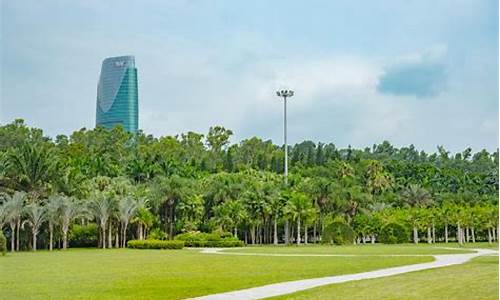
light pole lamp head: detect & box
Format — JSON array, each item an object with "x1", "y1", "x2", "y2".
[{"x1": 276, "y1": 89, "x2": 294, "y2": 98}]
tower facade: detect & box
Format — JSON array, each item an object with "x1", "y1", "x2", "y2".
[{"x1": 96, "y1": 55, "x2": 138, "y2": 133}]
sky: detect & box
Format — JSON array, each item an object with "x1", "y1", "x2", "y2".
[{"x1": 1, "y1": 0, "x2": 498, "y2": 153}]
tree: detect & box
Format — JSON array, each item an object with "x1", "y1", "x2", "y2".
[
  {"x1": 401, "y1": 184, "x2": 433, "y2": 208},
  {"x1": 285, "y1": 192, "x2": 315, "y2": 245},
  {"x1": 118, "y1": 196, "x2": 139, "y2": 247},
  {"x1": 45, "y1": 194, "x2": 63, "y2": 251},
  {"x1": 89, "y1": 192, "x2": 113, "y2": 249},
  {"x1": 2, "y1": 191, "x2": 26, "y2": 251},
  {"x1": 22, "y1": 203, "x2": 46, "y2": 251},
  {"x1": 60, "y1": 196, "x2": 83, "y2": 249}
]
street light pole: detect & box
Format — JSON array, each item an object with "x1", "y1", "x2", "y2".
[{"x1": 276, "y1": 89, "x2": 294, "y2": 184}]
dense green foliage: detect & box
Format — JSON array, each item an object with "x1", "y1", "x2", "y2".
[
  {"x1": 175, "y1": 231, "x2": 244, "y2": 247},
  {"x1": 0, "y1": 119, "x2": 498, "y2": 250},
  {"x1": 69, "y1": 224, "x2": 98, "y2": 247},
  {"x1": 127, "y1": 239, "x2": 184, "y2": 249}
]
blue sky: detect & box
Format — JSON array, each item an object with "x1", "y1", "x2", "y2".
[{"x1": 1, "y1": 0, "x2": 498, "y2": 152}]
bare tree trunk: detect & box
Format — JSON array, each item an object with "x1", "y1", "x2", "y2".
[
  {"x1": 102, "y1": 226, "x2": 106, "y2": 249},
  {"x1": 32, "y1": 231, "x2": 37, "y2": 251},
  {"x1": 49, "y1": 225, "x2": 54, "y2": 251},
  {"x1": 297, "y1": 217, "x2": 301, "y2": 245},
  {"x1": 413, "y1": 226, "x2": 418, "y2": 244},
  {"x1": 313, "y1": 222, "x2": 317, "y2": 244},
  {"x1": 108, "y1": 222, "x2": 113, "y2": 248},
  {"x1": 432, "y1": 224, "x2": 436, "y2": 243},
  {"x1": 445, "y1": 224, "x2": 448, "y2": 243},
  {"x1": 16, "y1": 220, "x2": 20, "y2": 251},
  {"x1": 284, "y1": 220, "x2": 289, "y2": 245},
  {"x1": 63, "y1": 230, "x2": 68, "y2": 250},
  {"x1": 457, "y1": 223, "x2": 462, "y2": 245},
  {"x1": 10, "y1": 224, "x2": 15, "y2": 252},
  {"x1": 273, "y1": 217, "x2": 278, "y2": 245},
  {"x1": 304, "y1": 225, "x2": 308, "y2": 244}
]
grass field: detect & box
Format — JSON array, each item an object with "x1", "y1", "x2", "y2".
[
  {"x1": 0, "y1": 243, "x2": 496, "y2": 300},
  {"x1": 268, "y1": 255, "x2": 499, "y2": 300},
  {"x1": 223, "y1": 243, "x2": 478, "y2": 255}
]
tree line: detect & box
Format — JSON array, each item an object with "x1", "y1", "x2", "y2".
[{"x1": 0, "y1": 119, "x2": 498, "y2": 251}]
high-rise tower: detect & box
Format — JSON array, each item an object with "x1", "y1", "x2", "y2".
[{"x1": 96, "y1": 55, "x2": 138, "y2": 133}]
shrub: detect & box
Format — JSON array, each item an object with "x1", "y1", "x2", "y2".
[
  {"x1": 0, "y1": 231, "x2": 6, "y2": 255},
  {"x1": 148, "y1": 228, "x2": 168, "y2": 240},
  {"x1": 69, "y1": 224, "x2": 98, "y2": 247},
  {"x1": 379, "y1": 223, "x2": 409, "y2": 244},
  {"x1": 175, "y1": 231, "x2": 243, "y2": 247},
  {"x1": 323, "y1": 221, "x2": 356, "y2": 245},
  {"x1": 127, "y1": 239, "x2": 184, "y2": 249}
]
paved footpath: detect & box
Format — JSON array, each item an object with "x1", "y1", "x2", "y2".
[{"x1": 187, "y1": 248, "x2": 498, "y2": 300}]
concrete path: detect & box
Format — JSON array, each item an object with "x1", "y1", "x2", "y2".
[{"x1": 188, "y1": 248, "x2": 497, "y2": 300}]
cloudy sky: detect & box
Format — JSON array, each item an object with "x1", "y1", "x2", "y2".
[{"x1": 1, "y1": 0, "x2": 498, "y2": 153}]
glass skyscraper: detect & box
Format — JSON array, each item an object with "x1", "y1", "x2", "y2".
[{"x1": 96, "y1": 55, "x2": 138, "y2": 133}]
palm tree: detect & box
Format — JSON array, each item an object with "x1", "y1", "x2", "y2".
[
  {"x1": 6, "y1": 144, "x2": 56, "y2": 200},
  {"x1": 45, "y1": 194, "x2": 63, "y2": 251},
  {"x1": 2, "y1": 191, "x2": 26, "y2": 251},
  {"x1": 118, "y1": 196, "x2": 139, "y2": 247},
  {"x1": 401, "y1": 184, "x2": 433, "y2": 208},
  {"x1": 60, "y1": 196, "x2": 83, "y2": 249},
  {"x1": 22, "y1": 203, "x2": 45, "y2": 251},
  {"x1": 89, "y1": 192, "x2": 113, "y2": 249},
  {"x1": 285, "y1": 192, "x2": 314, "y2": 245}
]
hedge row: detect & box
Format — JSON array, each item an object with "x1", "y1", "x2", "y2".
[
  {"x1": 183, "y1": 240, "x2": 244, "y2": 248},
  {"x1": 127, "y1": 239, "x2": 184, "y2": 249}
]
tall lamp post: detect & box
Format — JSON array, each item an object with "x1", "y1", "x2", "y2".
[
  {"x1": 276, "y1": 89, "x2": 293, "y2": 245},
  {"x1": 276, "y1": 89, "x2": 294, "y2": 184}
]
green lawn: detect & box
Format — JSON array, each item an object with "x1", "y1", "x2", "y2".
[
  {"x1": 268, "y1": 255, "x2": 499, "y2": 300},
  {"x1": 0, "y1": 247, "x2": 432, "y2": 300},
  {"x1": 223, "y1": 243, "x2": 477, "y2": 255}
]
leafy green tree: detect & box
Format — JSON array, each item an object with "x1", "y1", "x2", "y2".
[{"x1": 21, "y1": 203, "x2": 45, "y2": 251}]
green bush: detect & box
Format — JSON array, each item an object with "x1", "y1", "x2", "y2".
[
  {"x1": 175, "y1": 231, "x2": 243, "y2": 247},
  {"x1": 127, "y1": 239, "x2": 184, "y2": 249},
  {"x1": 379, "y1": 222, "x2": 409, "y2": 244},
  {"x1": 182, "y1": 240, "x2": 244, "y2": 248},
  {"x1": 69, "y1": 224, "x2": 98, "y2": 247},
  {"x1": 323, "y1": 221, "x2": 356, "y2": 245},
  {"x1": 0, "y1": 231, "x2": 6, "y2": 255},
  {"x1": 148, "y1": 228, "x2": 168, "y2": 240}
]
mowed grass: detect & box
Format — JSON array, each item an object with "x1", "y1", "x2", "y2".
[
  {"x1": 223, "y1": 243, "x2": 477, "y2": 255},
  {"x1": 0, "y1": 247, "x2": 433, "y2": 300},
  {"x1": 268, "y1": 255, "x2": 499, "y2": 300}
]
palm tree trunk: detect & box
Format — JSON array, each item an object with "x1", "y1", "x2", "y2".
[
  {"x1": 63, "y1": 230, "x2": 68, "y2": 249},
  {"x1": 284, "y1": 220, "x2": 289, "y2": 245},
  {"x1": 427, "y1": 226, "x2": 432, "y2": 244},
  {"x1": 108, "y1": 222, "x2": 112, "y2": 248},
  {"x1": 413, "y1": 226, "x2": 418, "y2": 244},
  {"x1": 457, "y1": 223, "x2": 462, "y2": 245},
  {"x1": 49, "y1": 224, "x2": 54, "y2": 251},
  {"x1": 304, "y1": 225, "x2": 308, "y2": 244},
  {"x1": 32, "y1": 231, "x2": 37, "y2": 251},
  {"x1": 313, "y1": 222, "x2": 317, "y2": 243},
  {"x1": 273, "y1": 217, "x2": 278, "y2": 245},
  {"x1": 102, "y1": 226, "x2": 106, "y2": 249},
  {"x1": 488, "y1": 228, "x2": 492, "y2": 244},
  {"x1": 445, "y1": 224, "x2": 448, "y2": 243},
  {"x1": 16, "y1": 220, "x2": 20, "y2": 251},
  {"x1": 465, "y1": 227, "x2": 470, "y2": 243},
  {"x1": 296, "y1": 216, "x2": 301, "y2": 245},
  {"x1": 471, "y1": 227, "x2": 475, "y2": 243},
  {"x1": 371, "y1": 234, "x2": 376, "y2": 244},
  {"x1": 10, "y1": 223, "x2": 15, "y2": 252}
]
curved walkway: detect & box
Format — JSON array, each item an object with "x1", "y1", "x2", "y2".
[{"x1": 188, "y1": 248, "x2": 498, "y2": 300}]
